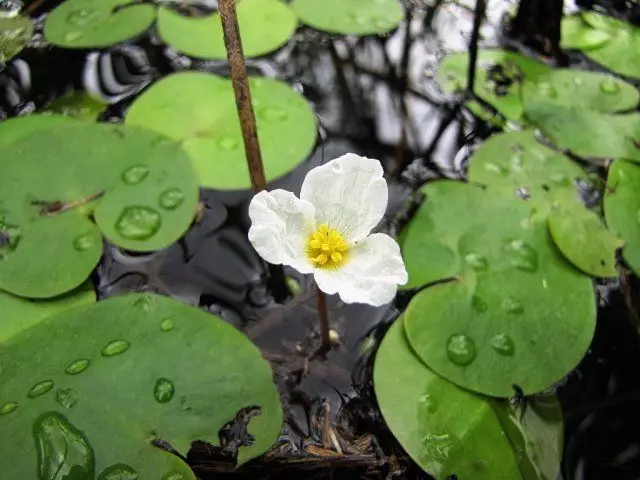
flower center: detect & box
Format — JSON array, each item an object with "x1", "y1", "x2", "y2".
[{"x1": 307, "y1": 224, "x2": 349, "y2": 269}]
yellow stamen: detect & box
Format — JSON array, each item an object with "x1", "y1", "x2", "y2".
[{"x1": 306, "y1": 224, "x2": 349, "y2": 269}]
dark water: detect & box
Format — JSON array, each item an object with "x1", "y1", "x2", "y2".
[{"x1": 2, "y1": 0, "x2": 640, "y2": 479}]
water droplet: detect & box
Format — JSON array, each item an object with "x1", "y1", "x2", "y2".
[
  {"x1": 420, "y1": 432, "x2": 453, "y2": 463},
  {"x1": 216, "y1": 135, "x2": 239, "y2": 150},
  {"x1": 572, "y1": 76, "x2": 585, "y2": 86},
  {"x1": 258, "y1": 106, "x2": 288, "y2": 121},
  {"x1": 446, "y1": 334, "x2": 476, "y2": 366},
  {"x1": 122, "y1": 165, "x2": 149, "y2": 185},
  {"x1": 511, "y1": 155, "x2": 523, "y2": 170},
  {"x1": 154, "y1": 378, "x2": 175, "y2": 403},
  {"x1": 162, "y1": 472, "x2": 185, "y2": 480},
  {"x1": 0, "y1": 401, "x2": 18, "y2": 415},
  {"x1": 55, "y1": 388, "x2": 78, "y2": 409},
  {"x1": 73, "y1": 234, "x2": 94, "y2": 252},
  {"x1": 133, "y1": 294, "x2": 155, "y2": 312},
  {"x1": 98, "y1": 463, "x2": 139, "y2": 480},
  {"x1": 503, "y1": 238, "x2": 538, "y2": 272},
  {"x1": 64, "y1": 30, "x2": 83, "y2": 42},
  {"x1": 102, "y1": 339, "x2": 130, "y2": 357},
  {"x1": 490, "y1": 333, "x2": 515, "y2": 356},
  {"x1": 536, "y1": 81, "x2": 557, "y2": 98},
  {"x1": 33, "y1": 411, "x2": 95, "y2": 479},
  {"x1": 549, "y1": 173, "x2": 569, "y2": 186},
  {"x1": 159, "y1": 188, "x2": 184, "y2": 210},
  {"x1": 599, "y1": 76, "x2": 620, "y2": 94},
  {"x1": 28, "y1": 380, "x2": 54, "y2": 398},
  {"x1": 67, "y1": 7, "x2": 100, "y2": 26},
  {"x1": 160, "y1": 318, "x2": 174, "y2": 331},
  {"x1": 115, "y1": 206, "x2": 161, "y2": 241},
  {"x1": 418, "y1": 394, "x2": 437, "y2": 413},
  {"x1": 464, "y1": 252, "x2": 488, "y2": 271},
  {"x1": 501, "y1": 297, "x2": 523, "y2": 315},
  {"x1": 471, "y1": 294, "x2": 488, "y2": 313},
  {"x1": 65, "y1": 359, "x2": 90, "y2": 375},
  {"x1": 483, "y1": 162, "x2": 508, "y2": 175}
]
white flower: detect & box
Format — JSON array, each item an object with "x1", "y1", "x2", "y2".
[{"x1": 248, "y1": 153, "x2": 408, "y2": 307}]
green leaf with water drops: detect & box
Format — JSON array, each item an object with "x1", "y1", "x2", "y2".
[
  {"x1": 524, "y1": 101, "x2": 640, "y2": 162},
  {"x1": 561, "y1": 15, "x2": 611, "y2": 50},
  {"x1": 521, "y1": 69, "x2": 639, "y2": 113},
  {"x1": 0, "y1": 15, "x2": 33, "y2": 63},
  {"x1": 548, "y1": 199, "x2": 623, "y2": 278},
  {"x1": 291, "y1": 0, "x2": 403, "y2": 36},
  {"x1": 0, "y1": 293, "x2": 283, "y2": 478},
  {"x1": 374, "y1": 316, "x2": 563, "y2": 479},
  {"x1": 437, "y1": 49, "x2": 551, "y2": 122},
  {"x1": 468, "y1": 130, "x2": 586, "y2": 215},
  {"x1": 604, "y1": 160, "x2": 640, "y2": 276},
  {"x1": 0, "y1": 282, "x2": 95, "y2": 343},
  {"x1": 401, "y1": 181, "x2": 595, "y2": 397},
  {"x1": 0, "y1": 118, "x2": 198, "y2": 298},
  {"x1": 125, "y1": 71, "x2": 317, "y2": 190},
  {"x1": 44, "y1": 0, "x2": 155, "y2": 48},
  {"x1": 157, "y1": 0, "x2": 297, "y2": 60},
  {"x1": 45, "y1": 91, "x2": 107, "y2": 121}
]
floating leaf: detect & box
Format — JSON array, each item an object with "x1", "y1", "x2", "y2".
[
  {"x1": 374, "y1": 316, "x2": 563, "y2": 479},
  {"x1": 437, "y1": 49, "x2": 551, "y2": 122},
  {"x1": 0, "y1": 118, "x2": 199, "y2": 297},
  {"x1": 561, "y1": 15, "x2": 611, "y2": 50},
  {"x1": 157, "y1": 0, "x2": 297, "y2": 59},
  {"x1": 548, "y1": 199, "x2": 623, "y2": 278},
  {"x1": 0, "y1": 293, "x2": 282, "y2": 477},
  {"x1": 44, "y1": 0, "x2": 155, "y2": 48},
  {"x1": 604, "y1": 160, "x2": 640, "y2": 276},
  {"x1": 0, "y1": 15, "x2": 33, "y2": 63},
  {"x1": 125, "y1": 72, "x2": 317, "y2": 190},
  {"x1": 291, "y1": 0, "x2": 403, "y2": 36},
  {"x1": 45, "y1": 91, "x2": 107, "y2": 120},
  {"x1": 401, "y1": 181, "x2": 595, "y2": 396},
  {"x1": 0, "y1": 114, "x2": 81, "y2": 149}
]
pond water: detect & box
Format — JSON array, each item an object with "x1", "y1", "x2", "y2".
[{"x1": 1, "y1": 0, "x2": 640, "y2": 479}]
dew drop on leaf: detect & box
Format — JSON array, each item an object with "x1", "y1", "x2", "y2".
[
  {"x1": 115, "y1": 206, "x2": 161, "y2": 241},
  {"x1": 27, "y1": 380, "x2": 55, "y2": 398},
  {"x1": 572, "y1": 76, "x2": 584, "y2": 86},
  {"x1": 483, "y1": 162, "x2": 508, "y2": 175},
  {"x1": 503, "y1": 238, "x2": 538, "y2": 272},
  {"x1": 55, "y1": 388, "x2": 78, "y2": 409},
  {"x1": 549, "y1": 173, "x2": 569, "y2": 186},
  {"x1": 216, "y1": 135, "x2": 239, "y2": 151},
  {"x1": 511, "y1": 155, "x2": 523, "y2": 170},
  {"x1": 133, "y1": 294, "x2": 155, "y2": 312},
  {"x1": 471, "y1": 294, "x2": 488, "y2": 313},
  {"x1": 154, "y1": 378, "x2": 175, "y2": 403},
  {"x1": 121, "y1": 165, "x2": 150, "y2": 185},
  {"x1": 67, "y1": 8, "x2": 99, "y2": 26},
  {"x1": 446, "y1": 334, "x2": 476, "y2": 366},
  {"x1": 159, "y1": 188, "x2": 185, "y2": 210},
  {"x1": 97, "y1": 463, "x2": 139, "y2": 480},
  {"x1": 65, "y1": 359, "x2": 90, "y2": 375},
  {"x1": 0, "y1": 401, "x2": 19, "y2": 415},
  {"x1": 418, "y1": 394, "x2": 437, "y2": 414},
  {"x1": 464, "y1": 252, "x2": 488, "y2": 271},
  {"x1": 73, "y1": 234, "x2": 94, "y2": 252},
  {"x1": 101, "y1": 339, "x2": 131, "y2": 357},
  {"x1": 490, "y1": 333, "x2": 515, "y2": 356},
  {"x1": 258, "y1": 106, "x2": 288, "y2": 121},
  {"x1": 536, "y1": 81, "x2": 557, "y2": 98},
  {"x1": 501, "y1": 296, "x2": 523, "y2": 315},
  {"x1": 160, "y1": 318, "x2": 174, "y2": 331},
  {"x1": 599, "y1": 76, "x2": 620, "y2": 94},
  {"x1": 63, "y1": 30, "x2": 83, "y2": 42}
]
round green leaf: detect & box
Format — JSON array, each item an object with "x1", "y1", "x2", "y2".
[
  {"x1": 468, "y1": 130, "x2": 586, "y2": 214},
  {"x1": 0, "y1": 114, "x2": 81, "y2": 149},
  {"x1": 0, "y1": 119, "x2": 199, "y2": 298},
  {"x1": 291, "y1": 0, "x2": 404, "y2": 36},
  {"x1": 45, "y1": 91, "x2": 107, "y2": 120},
  {"x1": 0, "y1": 282, "x2": 95, "y2": 343},
  {"x1": 125, "y1": 71, "x2": 317, "y2": 190},
  {"x1": 374, "y1": 316, "x2": 563, "y2": 479},
  {"x1": 548, "y1": 199, "x2": 623, "y2": 278},
  {"x1": 401, "y1": 181, "x2": 595, "y2": 397},
  {"x1": 0, "y1": 293, "x2": 283, "y2": 477},
  {"x1": 561, "y1": 15, "x2": 611, "y2": 50},
  {"x1": 44, "y1": 0, "x2": 155, "y2": 48},
  {"x1": 522, "y1": 69, "x2": 639, "y2": 113},
  {"x1": 437, "y1": 49, "x2": 551, "y2": 122},
  {"x1": 0, "y1": 16, "x2": 33, "y2": 63},
  {"x1": 157, "y1": 0, "x2": 297, "y2": 59},
  {"x1": 604, "y1": 160, "x2": 640, "y2": 276}
]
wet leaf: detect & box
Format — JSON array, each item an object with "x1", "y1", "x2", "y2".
[
  {"x1": 374, "y1": 316, "x2": 563, "y2": 479},
  {"x1": 291, "y1": 0, "x2": 403, "y2": 36},
  {"x1": 561, "y1": 15, "x2": 611, "y2": 50},
  {"x1": 0, "y1": 117, "x2": 199, "y2": 298},
  {"x1": 548, "y1": 199, "x2": 623, "y2": 278},
  {"x1": 0, "y1": 15, "x2": 33, "y2": 62},
  {"x1": 157, "y1": 0, "x2": 297, "y2": 59},
  {"x1": 45, "y1": 91, "x2": 107, "y2": 120},
  {"x1": 0, "y1": 293, "x2": 283, "y2": 477},
  {"x1": 401, "y1": 181, "x2": 595, "y2": 396},
  {"x1": 437, "y1": 49, "x2": 551, "y2": 122},
  {"x1": 125, "y1": 72, "x2": 317, "y2": 190},
  {"x1": 604, "y1": 160, "x2": 640, "y2": 276},
  {"x1": 44, "y1": 0, "x2": 155, "y2": 48}
]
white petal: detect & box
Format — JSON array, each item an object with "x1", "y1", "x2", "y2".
[
  {"x1": 300, "y1": 153, "x2": 388, "y2": 244},
  {"x1": 248, "y1": 190, "x2": 315, "y2": 274},
  {"x1": 314, "y1": 233, "x2": 408, "y2": 306}
]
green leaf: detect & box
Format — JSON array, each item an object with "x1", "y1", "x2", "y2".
[
  {"x1": 0, "y1": 119, "x2": 199, "y2": 298},
  {"x1": 401, "y1": 181, "x2": 595, "y2": 396},
  {"x1": 157, "y1": 0, "x2": 297, "y2": 60},
  {"x1": 374, "y1": 316, "x2": 563, "y2": 479},
  {"x1": 524, "y1": 102, "x2": 640, "y2": 161},
  {"x1": 291, "y1": 0, "x2": 403, "y2": 36},
  {"x1": 45, "y1": 91, "x2": 107, "y2": 121},
  {"x1": 125, "y1": 72, "x2": 317, "y2": 190},
  {"x1": 468, "y1": 130, "x2": 586, "y2": 215},
  {"x1": 437, "y1": 49, "x2": 551, "y2": 122},
  {"x1": 604, "y1": 160, "x2": 640, "y2": 276},
  {"x1": 521, "y1": 69, "x2": 638, "y2": 113},
  {"x1": 0, "y1": 16, "x2": 33, "y2": 63},
  {"x1": 0, "y1": 282, "x2": 95, "y2": 343},
  {"x1": 0, "y1": 293, "x2": 283, "y2": 477},
  {"x1": 44, "y1": 0, "x2": 155, "y2": 48},
  {"x1": 0, "y1": 114, "x2": 81, "y2": 149},
  {"x1": 548, "y1": 199, "x2": 623, "y2": 278},
  {"x1": 561, "y1": 15, "x2": 611, "y2": 50}
]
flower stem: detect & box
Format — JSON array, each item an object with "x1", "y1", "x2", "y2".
[{"x1": 316, "y1": 286, "x2": 331, "y2": 350}]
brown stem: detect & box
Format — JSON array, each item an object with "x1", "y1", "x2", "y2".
[
  {"x1": 32, "y1": 190, "x2": 105, "y2": 217},
  {"x1": 217, "y1": 0, "x2": 267, "y2": 193},
  {"x1": 316, "y1": 286, "x2": 331, "y2": 350}
]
